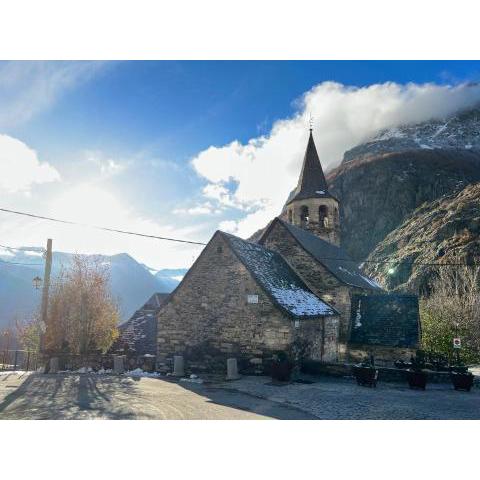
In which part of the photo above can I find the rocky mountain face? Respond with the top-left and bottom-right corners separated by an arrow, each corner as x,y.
327,148 -> 480,262
325,107 -> 480,293
363,183 -> 480,293
0,248 -> 185,329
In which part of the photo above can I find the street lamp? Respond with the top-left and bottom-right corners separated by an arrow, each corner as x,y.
32,276 -> 43,290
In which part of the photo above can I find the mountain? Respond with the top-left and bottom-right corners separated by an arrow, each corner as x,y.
342,107 -> 480,163
0,247 -> 182,329
363,183 -> 480,293
325,106 -> 480,292
327,148 -> 480,262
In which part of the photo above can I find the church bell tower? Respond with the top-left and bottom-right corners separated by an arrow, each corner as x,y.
282,128 -> 340,246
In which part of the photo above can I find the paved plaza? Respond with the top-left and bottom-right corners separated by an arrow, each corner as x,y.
1,372 -> 479,420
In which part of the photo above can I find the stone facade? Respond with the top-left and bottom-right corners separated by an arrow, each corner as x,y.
156,232 -> 339,374
259,219 -> 369,359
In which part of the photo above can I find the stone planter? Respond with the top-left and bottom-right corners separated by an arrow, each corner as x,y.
271,361 -> 293,382
450,372 -> 474,391
407,369 -> 427,390
353,365 -> 378,387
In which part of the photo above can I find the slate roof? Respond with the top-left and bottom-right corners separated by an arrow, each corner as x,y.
259,218 -> 383,291
112,293 -> 170,355
349,294 -> 420,348
221,232 -> 337,318
287,131 -> 335,204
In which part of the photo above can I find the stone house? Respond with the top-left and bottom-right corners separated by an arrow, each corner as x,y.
156,128 -> 420,372
112,292 -> 169,356
156,231 -> 339,373
258,217 -> 383,360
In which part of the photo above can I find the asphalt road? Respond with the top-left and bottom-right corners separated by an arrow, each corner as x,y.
0,373 -> 315,420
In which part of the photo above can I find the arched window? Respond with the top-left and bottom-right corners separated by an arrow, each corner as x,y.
288,209 -> 293,223
319,205 -> 328,226
300,205 -> 309,224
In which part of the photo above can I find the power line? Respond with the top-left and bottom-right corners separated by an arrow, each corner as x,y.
0,206 -> 478,267
0,207 -> 207,246
0,258 -> 43,266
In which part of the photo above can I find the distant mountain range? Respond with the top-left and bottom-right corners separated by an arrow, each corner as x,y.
0,246 -> 187,329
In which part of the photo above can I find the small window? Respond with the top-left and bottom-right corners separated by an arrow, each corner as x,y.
288,209 -> 293,223
217,245 -> 223,253
294,320 -> 300,328
247,294 -> 259,304
300,205 -> 309,224
319,205 -> 328,226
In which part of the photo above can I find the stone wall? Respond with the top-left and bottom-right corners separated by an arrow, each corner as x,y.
347,344 -> 417,367
293,316 -> 339,363
157,233 -> 337,374
260,220 -> 361,355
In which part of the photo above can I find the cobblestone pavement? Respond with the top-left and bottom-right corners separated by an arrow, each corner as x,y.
217,375 -> 480,419
0,372 -> 314,420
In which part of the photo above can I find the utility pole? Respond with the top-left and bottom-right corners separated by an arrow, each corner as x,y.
40,238 -> 53,353
80,292 -> 87,355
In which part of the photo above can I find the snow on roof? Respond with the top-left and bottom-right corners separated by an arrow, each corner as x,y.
223,232 -> 336,318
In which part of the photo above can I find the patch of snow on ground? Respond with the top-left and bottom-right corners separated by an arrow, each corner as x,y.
0,370 -> 28,376
125,369 -> 162,378
180,377 -> 204,384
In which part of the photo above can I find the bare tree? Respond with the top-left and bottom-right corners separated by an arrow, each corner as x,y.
45,255 -> 120,354
420,261 -> 480,362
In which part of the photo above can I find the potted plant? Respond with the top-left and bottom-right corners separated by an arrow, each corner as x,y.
353,355 -> 378,388
406,351 -> 428,390
450,364 -> 474,392
270,351 -> 293,382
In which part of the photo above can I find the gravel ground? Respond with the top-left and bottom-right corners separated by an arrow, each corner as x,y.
216,375 -> 480,420
0,372 -> 314,420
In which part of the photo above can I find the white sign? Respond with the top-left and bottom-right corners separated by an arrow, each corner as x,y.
453,338 -> 461,349
247,294 -> 258,304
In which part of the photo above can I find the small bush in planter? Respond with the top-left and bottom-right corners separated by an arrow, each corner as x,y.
407,351 -> 428,390
270,351 -> 293,382
450,364 -> 474,392
353,355 -> 378,388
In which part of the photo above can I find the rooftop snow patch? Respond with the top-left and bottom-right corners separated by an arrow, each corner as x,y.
223,232 -> 336,318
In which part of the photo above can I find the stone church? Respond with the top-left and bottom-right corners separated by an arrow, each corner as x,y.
156,129 -> 420,373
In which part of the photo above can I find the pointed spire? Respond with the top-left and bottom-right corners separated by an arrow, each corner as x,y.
288,130 -> 329,204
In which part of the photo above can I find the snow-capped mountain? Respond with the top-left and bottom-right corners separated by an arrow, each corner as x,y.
343,107 -> 480,163
0,246 -> 186,328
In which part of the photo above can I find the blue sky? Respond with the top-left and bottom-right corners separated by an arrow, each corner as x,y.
1,60 -> 480,269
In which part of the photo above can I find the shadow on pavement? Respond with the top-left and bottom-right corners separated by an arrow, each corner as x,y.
0,374 -> 140,420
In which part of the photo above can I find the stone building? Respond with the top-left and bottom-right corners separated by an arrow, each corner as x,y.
112,293 -> 169,356
156,128 -> 420,372
156,231 -> 339,373
258,217 -> 383,359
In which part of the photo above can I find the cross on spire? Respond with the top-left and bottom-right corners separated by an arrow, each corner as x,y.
309,113 -> 314,132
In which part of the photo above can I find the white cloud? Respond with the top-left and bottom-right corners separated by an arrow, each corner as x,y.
192,81 -> 480,238
85,150 -> 127,176
173,201 -> 222,216
0,61 -> 106,128
218,220 -> 239,234
0,134 -> 60,193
